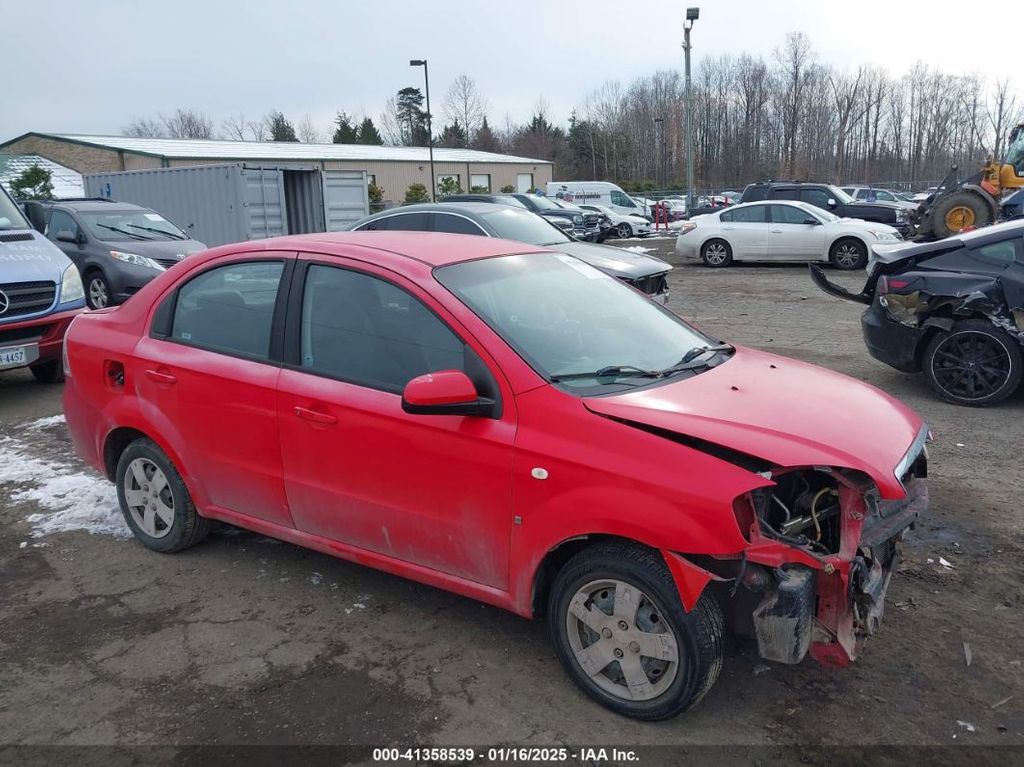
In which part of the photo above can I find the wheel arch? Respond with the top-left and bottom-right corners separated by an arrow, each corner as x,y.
529,533 -> 717,619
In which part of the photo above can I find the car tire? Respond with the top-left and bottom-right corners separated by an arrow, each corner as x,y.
829,238 -> 868,270
548,543 -> 723,720
115,438 -> 211,552
617,222 -> 633,238
29,359 -> 64,384
700,239 -> 732,268
922,319 -> 1022,406
85,270 -> 112,310
930,191 -> 993,238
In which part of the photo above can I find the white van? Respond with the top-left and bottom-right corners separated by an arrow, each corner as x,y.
547,181 -> 648,218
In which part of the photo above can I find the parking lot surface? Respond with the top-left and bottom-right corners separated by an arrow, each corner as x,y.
1,239 -> 1021,752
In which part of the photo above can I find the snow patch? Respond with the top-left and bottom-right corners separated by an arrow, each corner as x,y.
0,435 -> 128,538
623,246 -> 654,254
25,414 -> 67,430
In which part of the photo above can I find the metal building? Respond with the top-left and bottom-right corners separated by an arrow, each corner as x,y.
0,133 -> 554,203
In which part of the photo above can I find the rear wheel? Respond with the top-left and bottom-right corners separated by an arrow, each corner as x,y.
829,238 -> 868,270
923,320 -> 1022,406
930,192 -> 993,238
85,270 -> 112,310
700,239 -> 732,268
548,543 -> 723,720
30,359 -> 64,384
115,438 -> 211,552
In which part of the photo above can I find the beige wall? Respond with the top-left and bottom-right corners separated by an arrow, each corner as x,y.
0,135 -> 553,201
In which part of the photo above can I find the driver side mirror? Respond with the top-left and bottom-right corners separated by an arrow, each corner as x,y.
401,370 -> 499,418
56,230 -> 80,244
803,218 -> 821,226
826,198 -> 837,208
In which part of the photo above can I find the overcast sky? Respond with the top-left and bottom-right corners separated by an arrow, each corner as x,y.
4,0 -> 1020,142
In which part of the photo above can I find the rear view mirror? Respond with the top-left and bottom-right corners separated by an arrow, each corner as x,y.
402,370 -> 498,418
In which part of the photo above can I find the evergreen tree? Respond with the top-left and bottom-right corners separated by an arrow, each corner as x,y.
357,117 -> 383,145
404,183 -> 430,203
267,111 -> 298,142
471,117 -> 501,153
332,112 -> 359,143
8,164 -> 54,200
437,120 -> 468,148
396,87 -> 429,146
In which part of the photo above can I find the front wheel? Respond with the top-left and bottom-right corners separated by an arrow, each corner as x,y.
548,543 -> 723,720
616,222 -> 634,238
86,271 -> 112,310
700,239 -> 732,268
829,238 -> 868,270
923,319 -> 1022,406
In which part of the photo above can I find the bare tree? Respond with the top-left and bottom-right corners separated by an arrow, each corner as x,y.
122,118 -> 165,138
442,75 -> 488,143
774,32 -> 815,177
988,78 -> 1020,160
221,114 -> 249,141
829,67 -> 865,180
378,97 -> 404,145
161,108 -> 214,139
296,114 -> 325,143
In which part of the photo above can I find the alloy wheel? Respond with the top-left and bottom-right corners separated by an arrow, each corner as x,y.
88,277 -> 109,309
617,223 -> 633,238
565,578 -> 680,702
123,458 -> 175,538
704,243 -> 728,265
834,243 -> 862,269
930,331 -> 1012,402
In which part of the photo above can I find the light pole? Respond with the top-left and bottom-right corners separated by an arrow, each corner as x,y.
654,117 -> 664,189
409,59 -> 435,201
683,8 -> 699,210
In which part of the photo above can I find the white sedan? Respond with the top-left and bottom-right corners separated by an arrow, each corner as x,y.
675,200 -> 903,269
580,204 -> 651,238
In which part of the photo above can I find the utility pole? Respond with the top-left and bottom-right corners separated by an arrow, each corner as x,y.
684,8 -> 699,210
654,117 -> 664,188
410,59 -> 435,201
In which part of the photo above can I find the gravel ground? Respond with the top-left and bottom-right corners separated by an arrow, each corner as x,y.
0,237 -> 1021,759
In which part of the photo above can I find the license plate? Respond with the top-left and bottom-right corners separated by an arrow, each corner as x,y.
0,346 -> 29,369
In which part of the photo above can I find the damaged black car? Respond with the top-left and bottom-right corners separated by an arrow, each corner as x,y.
810,219 -> 1024,406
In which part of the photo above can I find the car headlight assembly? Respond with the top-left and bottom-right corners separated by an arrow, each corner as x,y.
60,264 -> 85,304
868,230 -> 898,241
110,250 -> 166,271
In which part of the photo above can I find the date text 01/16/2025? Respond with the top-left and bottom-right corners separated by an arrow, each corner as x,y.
372,747 -> 639,762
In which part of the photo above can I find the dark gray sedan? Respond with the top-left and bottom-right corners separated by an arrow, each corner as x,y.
349,203 -> 671,302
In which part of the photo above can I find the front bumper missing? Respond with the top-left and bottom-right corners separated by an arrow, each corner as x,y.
748,477 -> 928,667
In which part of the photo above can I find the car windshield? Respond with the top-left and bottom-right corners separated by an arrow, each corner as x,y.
0,189 -> 31,230
828,186 -> 855,204
526,195 -> 562,211
436,253 -> 720,395
81,210 -> 187,241
479,208 -> 571,246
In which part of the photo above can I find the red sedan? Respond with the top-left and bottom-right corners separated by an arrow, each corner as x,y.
63,232 -> 929,720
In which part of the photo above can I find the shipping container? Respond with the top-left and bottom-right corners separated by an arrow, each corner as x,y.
84,163 -> 369,247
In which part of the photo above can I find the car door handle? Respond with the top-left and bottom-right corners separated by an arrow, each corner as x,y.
294,406 -> 338,426
722,226 -> 735,231
770,229 -> 783,233
144,368 -> 177,385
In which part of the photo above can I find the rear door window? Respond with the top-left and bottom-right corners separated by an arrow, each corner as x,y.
431,213 -> 487,236
727,205 -> 767,223
171,261 -> 285,359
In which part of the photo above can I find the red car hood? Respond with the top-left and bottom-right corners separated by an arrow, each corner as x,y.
583,347 -> 924,499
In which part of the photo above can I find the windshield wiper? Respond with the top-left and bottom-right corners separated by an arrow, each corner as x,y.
95,223 -> 152,240
657,344 -> 734,376
127,223 -> 185,240
550,364 -> 661,383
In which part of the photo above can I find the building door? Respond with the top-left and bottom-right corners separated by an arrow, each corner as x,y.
516,173 -> 534,193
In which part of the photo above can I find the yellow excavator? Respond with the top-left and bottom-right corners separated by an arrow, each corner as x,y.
918,122 -> 1024,238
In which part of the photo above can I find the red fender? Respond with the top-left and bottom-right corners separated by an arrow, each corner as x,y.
661,550 -> 720,612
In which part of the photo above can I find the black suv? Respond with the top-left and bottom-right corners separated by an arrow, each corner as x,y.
442,193 -> 602,240
740,182 -> 914,239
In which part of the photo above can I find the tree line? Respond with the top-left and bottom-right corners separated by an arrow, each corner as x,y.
122,31 -> 1022,192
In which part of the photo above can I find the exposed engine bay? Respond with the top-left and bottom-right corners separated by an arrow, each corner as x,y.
750,469 -> 843,555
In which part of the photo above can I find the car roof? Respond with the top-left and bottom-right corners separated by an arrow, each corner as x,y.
369,202 -> 498,216
53,199 -> 149,213
240,231 -> 548,267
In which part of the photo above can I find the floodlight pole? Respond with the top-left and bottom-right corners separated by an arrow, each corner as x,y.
684,9 -> 699,210
410,59 -> 435,201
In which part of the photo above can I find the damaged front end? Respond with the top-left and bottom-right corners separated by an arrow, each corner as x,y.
722,427 -> 930,668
